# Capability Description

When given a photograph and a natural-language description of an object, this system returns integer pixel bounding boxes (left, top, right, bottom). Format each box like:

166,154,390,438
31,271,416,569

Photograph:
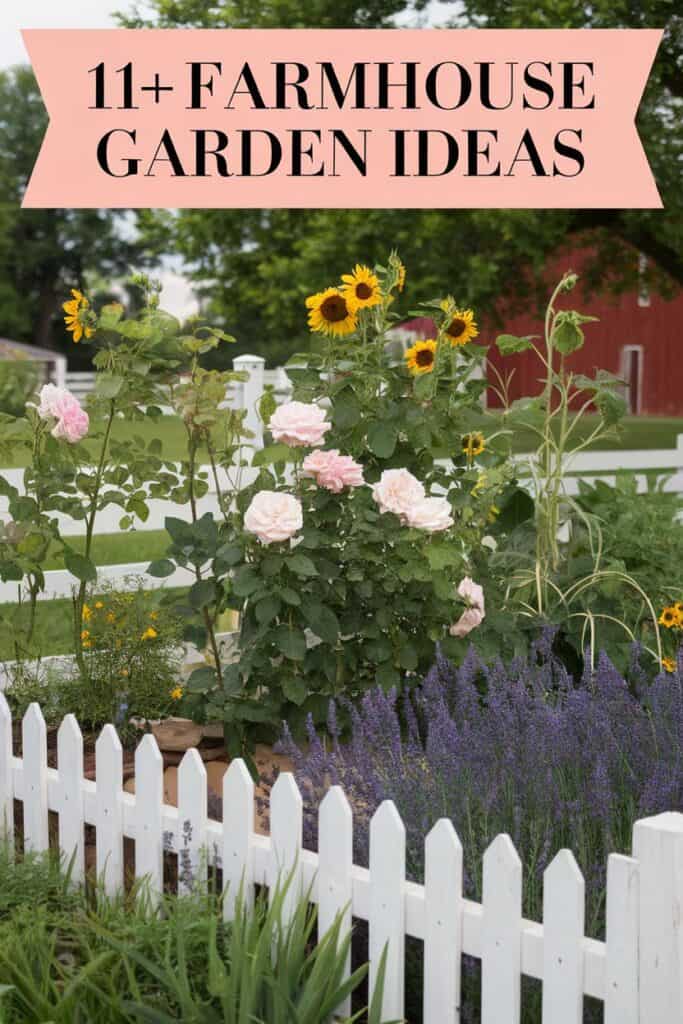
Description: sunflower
662,656,676,673
444,307,478,348
659,606,678,629
462,432,486,458
674,601,683,621
341,265,382,309
306,288,358,337
63,289,95,343
405,338,437,375
141,626,158,641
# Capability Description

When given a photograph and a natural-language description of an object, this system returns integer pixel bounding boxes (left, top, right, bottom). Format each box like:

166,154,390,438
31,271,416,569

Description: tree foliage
120,0,682,365
0,67,144,362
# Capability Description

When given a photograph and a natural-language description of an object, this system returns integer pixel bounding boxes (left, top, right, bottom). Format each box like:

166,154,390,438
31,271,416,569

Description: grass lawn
1,414,682,469
42,530,170,571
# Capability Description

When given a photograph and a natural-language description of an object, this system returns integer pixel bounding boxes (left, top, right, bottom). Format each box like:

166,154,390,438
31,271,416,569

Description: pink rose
36,384,89,444
371,468,425,520
244,491,303,544
405,496,454,533
449,606,485,638
268,401,331,448
302,449,364,493
449,576,486,638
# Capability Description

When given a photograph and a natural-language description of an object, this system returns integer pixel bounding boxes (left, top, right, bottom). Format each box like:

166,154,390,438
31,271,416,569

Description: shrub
5,580,184,740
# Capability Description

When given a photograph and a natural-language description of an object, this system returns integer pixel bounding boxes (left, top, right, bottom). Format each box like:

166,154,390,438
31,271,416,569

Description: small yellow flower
471,472,488,497
82,640,92,649
442,304,479,348
82,604,91,622
662,656,676,674
405,339,437,376
141,627,158,641
462,432,486,458
63,289,95,344
170,686,183,701
80,629,90,641
94,601,104,610
488,505,500,523
659,607,678,629
396,262,406,292
149,611,159,621
106,612,116,624
340,264,383,310
305,288,358,337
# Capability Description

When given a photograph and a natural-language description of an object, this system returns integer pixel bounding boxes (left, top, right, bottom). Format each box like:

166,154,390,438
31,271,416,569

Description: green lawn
1,414,682,469
42,530,170,571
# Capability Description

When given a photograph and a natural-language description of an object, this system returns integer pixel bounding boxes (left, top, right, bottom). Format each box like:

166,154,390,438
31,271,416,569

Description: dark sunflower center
416,348,434,366
355,282,372,300
320,295,349,322
448,317,466,337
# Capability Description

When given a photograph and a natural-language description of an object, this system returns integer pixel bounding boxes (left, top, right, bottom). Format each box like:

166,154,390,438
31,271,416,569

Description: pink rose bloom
405,496,454,532
268,401,331,448
244,491,303,544
36,384,89,444
302,449,364,493
372,468,425,520
449,606,485,638
449,576,486,638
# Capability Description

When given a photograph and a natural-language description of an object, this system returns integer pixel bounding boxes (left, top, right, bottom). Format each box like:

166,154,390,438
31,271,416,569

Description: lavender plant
280,634,683,938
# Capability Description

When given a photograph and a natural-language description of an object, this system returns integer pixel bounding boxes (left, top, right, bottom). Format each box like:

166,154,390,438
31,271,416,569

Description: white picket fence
1,696,682,1023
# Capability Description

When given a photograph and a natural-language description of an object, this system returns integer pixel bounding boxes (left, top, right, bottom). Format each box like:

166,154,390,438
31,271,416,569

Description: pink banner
22,28,662,209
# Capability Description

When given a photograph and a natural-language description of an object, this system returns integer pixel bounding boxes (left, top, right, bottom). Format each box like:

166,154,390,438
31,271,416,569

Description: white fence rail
1,697,682,1023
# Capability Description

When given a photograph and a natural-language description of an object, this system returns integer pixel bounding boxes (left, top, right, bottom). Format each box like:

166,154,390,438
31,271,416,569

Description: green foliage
0,846,389,1024
0,67,144,358
4,582,184,740
0,359,38,418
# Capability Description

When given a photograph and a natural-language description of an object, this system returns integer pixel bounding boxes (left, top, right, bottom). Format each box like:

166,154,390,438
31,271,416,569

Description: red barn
399,246,683,417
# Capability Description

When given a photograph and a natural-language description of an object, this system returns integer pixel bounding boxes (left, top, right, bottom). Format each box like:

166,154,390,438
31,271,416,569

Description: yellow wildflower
659,606,678,629
441,303,478,348
106,612,116,624
94,601,104,610
662,656,676,674
80,629,90,641
405,339,437,376
396,261,406,292
141,627,158,641
462,432,486,458
63,289,95,344
149,611,159,621
306,288,358,337
340,264,382,310
82,604,91,622
170,686,183,701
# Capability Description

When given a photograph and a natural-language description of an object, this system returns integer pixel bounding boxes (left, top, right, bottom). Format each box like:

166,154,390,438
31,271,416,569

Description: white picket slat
319,785,353,1019
177,748,207,895
57,714,84,881
542,850,585,1024
604,853,639,1024
269,772,303,925
481,833,522,1024
95,724,124,895
222,758,255,919
632,811,683,1024
22,703,48,852
369,800,405,1022
134,734,164,901
424,818,463,1024
0,694,13,844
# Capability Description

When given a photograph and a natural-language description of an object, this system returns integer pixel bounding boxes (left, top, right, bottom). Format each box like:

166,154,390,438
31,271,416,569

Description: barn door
622,345,643,415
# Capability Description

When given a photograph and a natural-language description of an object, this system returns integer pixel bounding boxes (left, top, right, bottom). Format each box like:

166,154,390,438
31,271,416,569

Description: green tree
120,0,681,365
0,66,143,363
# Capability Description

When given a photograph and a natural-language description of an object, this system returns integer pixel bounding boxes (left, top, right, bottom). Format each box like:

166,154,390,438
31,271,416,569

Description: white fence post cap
233,354,266,366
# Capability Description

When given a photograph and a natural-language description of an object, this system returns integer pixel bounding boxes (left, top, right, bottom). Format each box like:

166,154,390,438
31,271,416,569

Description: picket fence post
632,811,683,1024
57,714,84,881
233,354,265,448
22,703,48,852
369,800,405,1021
222,758,254,919
0,694,13,846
